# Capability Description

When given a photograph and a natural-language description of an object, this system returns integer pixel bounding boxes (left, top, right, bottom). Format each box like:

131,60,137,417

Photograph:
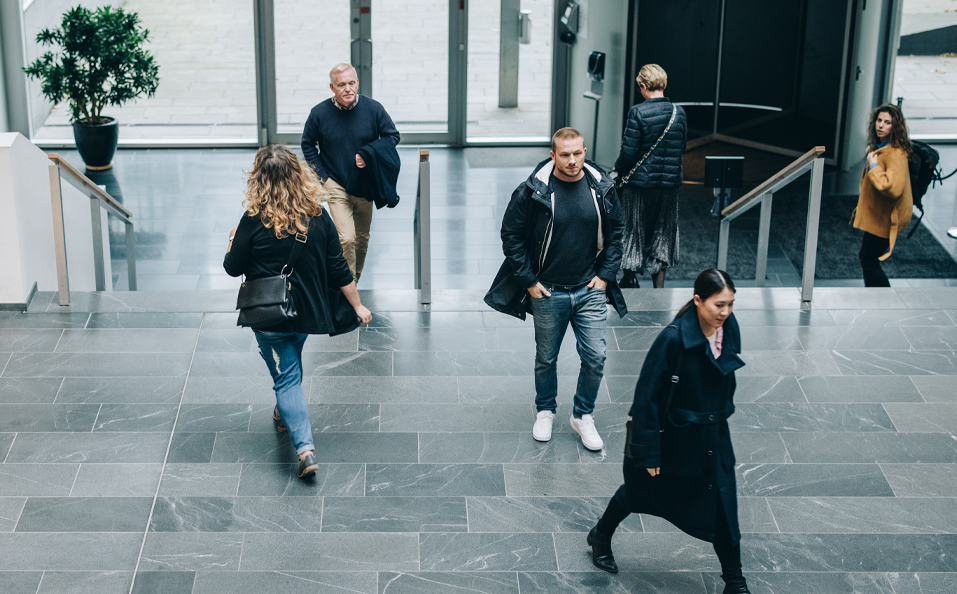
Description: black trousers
859,232,891,287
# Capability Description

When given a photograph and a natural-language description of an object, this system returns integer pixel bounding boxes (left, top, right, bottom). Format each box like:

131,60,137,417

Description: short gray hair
329,63,357,82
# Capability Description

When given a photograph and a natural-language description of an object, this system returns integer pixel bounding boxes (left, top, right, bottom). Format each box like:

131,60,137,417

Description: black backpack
906,141,944,239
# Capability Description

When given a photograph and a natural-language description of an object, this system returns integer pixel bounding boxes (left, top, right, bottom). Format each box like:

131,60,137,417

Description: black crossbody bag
236,232,307,328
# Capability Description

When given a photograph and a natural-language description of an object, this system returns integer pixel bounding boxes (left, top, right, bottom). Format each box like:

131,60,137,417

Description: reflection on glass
467,0,553,140
30,0,258,142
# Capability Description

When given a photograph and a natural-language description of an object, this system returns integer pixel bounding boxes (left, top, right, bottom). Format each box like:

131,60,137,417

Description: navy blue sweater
301,97,400,186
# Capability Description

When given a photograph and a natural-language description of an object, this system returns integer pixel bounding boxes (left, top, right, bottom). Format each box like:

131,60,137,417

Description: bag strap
282,232,308,276
620,103,677,187
659,324,684,429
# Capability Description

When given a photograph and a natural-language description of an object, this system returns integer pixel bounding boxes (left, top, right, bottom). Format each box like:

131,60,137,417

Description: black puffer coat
614,97,687,189
617,306,745,545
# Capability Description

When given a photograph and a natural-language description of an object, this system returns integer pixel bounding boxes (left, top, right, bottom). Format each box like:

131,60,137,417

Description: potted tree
24,5,159,170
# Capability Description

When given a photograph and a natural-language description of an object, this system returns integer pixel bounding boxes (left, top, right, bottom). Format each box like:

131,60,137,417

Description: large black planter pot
73,118,118,171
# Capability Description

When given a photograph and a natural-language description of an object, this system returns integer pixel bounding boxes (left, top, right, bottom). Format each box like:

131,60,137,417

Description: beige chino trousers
324,178,374,282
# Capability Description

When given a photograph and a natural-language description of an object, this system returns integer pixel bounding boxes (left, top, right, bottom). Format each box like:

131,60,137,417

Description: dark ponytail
673,268,736,321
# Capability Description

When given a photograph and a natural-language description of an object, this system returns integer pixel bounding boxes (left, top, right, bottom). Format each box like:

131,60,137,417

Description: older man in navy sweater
301,63,400,283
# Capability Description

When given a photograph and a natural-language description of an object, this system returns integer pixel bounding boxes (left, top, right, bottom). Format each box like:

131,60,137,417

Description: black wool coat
619,307,745,544
345,136,401,209
613,97,687,189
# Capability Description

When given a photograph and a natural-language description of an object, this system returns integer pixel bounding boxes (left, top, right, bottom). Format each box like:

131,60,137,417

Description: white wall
566,0,629,170
0,132,100,307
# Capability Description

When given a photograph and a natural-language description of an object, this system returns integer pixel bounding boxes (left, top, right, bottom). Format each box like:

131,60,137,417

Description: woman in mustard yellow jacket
853,104,913,287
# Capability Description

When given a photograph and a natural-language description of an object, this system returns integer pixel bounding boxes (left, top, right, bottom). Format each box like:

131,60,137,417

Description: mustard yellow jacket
852,145,913,260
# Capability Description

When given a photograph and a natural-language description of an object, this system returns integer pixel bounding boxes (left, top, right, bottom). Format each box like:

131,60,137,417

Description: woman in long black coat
588,269,750,594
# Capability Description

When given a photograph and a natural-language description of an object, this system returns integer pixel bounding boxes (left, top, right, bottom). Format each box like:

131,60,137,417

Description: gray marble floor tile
0,533,142,570
605,375,638,403
301,331,360,353
884,403,957,432
191,571,376,594
36,570,133,594
456,375,609,404
323,496,467,532
0,403,99,432
394,351,532,376
297,403,380,433
737,351,841,376
902,326,957,350
360,327,499,351
553,531,719,572
0,464,79,497
466,497,642,533
768,497,957,533
419,432,583,464
149,496,323,532
0,313,90,329
831,350,957,376
782,432,957,463
504,464,623,497
177,404,252,432
896,288,957,310
16,497,151,532
743,533,957,572
813,288,907,310
55,329,198,353
734,376,807,403
189,351,393,377
0,330,62,352
797,375,922,402
139,533,243,571
129,571,196,594
56,377,186,404
613,327,671,352
87,312,204,328
211,432,418,464
237,463,364,496
182,376,280,404
0,497,25,532
378,572,519,594
796,327,911,350
737,463,894,497
886,572,957,594
239,533,418,571
94,404,178,432
200,313,240,329
702,571,895,594
880,463,957,497
0,432,13,461
910,375,957,402
3,353,191,377
71,464,163,497
605,310,678,328
419,533,558,571
828,309,956,327
518,571,708,594
0,572,42,594
641,497,779,534
368,311,485,328
0,378,62,404
732,309,835,327
167,433,216,464
730,403,896,432
159,464,242,497
5,432,170,464
196,329,253,353
311,376,459,404
366,464,506,496
742,327,804,351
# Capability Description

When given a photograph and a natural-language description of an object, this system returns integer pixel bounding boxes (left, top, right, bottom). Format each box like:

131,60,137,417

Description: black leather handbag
236,232,307,328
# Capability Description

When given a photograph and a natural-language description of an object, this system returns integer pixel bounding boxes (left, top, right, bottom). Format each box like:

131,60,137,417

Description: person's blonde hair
637,64,667,91
244,145,324,239
551,127,583,152
329,62,357,83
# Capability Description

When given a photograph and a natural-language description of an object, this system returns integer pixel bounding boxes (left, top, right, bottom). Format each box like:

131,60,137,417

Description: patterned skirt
620,186,680,275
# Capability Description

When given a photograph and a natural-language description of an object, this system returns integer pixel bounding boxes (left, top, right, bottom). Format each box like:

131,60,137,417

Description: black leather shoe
619,272,640,288
722,570,751,594
587,525,618,573
298,451,318,478
273,406,286,432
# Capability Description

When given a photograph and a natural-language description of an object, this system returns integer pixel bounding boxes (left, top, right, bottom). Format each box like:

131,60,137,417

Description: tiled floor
1,286,957,593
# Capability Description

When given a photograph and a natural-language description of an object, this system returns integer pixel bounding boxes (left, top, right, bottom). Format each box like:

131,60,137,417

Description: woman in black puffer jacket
614,64,687,288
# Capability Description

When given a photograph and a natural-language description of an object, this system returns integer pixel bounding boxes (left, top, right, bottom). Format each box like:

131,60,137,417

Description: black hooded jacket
484,158,627,320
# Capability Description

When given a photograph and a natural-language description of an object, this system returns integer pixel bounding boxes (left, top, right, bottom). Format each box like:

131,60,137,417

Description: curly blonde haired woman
225,145,372,479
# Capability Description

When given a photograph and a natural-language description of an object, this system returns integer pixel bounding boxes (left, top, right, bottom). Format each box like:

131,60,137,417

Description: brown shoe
272,406,286,432
298,451,318,478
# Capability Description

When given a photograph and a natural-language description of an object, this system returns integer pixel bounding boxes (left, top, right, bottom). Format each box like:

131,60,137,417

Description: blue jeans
252,329,314,455
530,285,608,418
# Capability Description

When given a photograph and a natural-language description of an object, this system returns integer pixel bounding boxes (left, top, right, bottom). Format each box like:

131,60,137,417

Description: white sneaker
532,410,556,442
571,414,604,451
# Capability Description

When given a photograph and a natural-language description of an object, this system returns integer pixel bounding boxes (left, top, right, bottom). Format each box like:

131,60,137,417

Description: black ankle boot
587,525,618,573
619,271,640,289
721,569,750,594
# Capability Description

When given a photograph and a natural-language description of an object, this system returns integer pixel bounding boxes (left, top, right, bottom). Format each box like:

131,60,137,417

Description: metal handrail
716,146,825,303
413,149,432,308
47,154,137,305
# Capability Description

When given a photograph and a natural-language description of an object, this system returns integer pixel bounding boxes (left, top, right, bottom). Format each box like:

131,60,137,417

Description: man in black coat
485,128,626,451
